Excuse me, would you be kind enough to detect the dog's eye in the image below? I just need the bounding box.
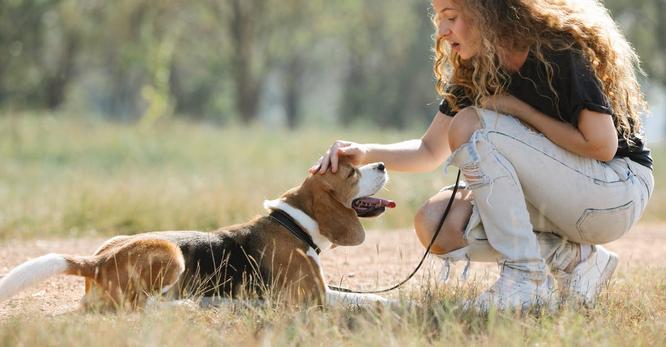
[347,168,357,179]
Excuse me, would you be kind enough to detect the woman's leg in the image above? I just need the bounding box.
[446,108,550,311]
[461,109,650,244]
[414,187,579,280]
[415,180,628,306]
[445,107,651,309]
[413,187,473,256]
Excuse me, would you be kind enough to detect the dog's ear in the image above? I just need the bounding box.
[312,184,365,246]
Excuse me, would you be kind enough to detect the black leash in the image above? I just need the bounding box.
[328,170,462,294]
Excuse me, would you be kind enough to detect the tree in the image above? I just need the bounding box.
[606,0,665,85]
[0,0,66,108]
[204,0,324,126]
[337,0,437,128]
[276,0,321,129]
[43,0,83,110]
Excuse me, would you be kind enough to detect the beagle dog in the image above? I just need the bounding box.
[0,158,396,310]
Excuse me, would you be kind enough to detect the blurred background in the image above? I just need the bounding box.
[0,0,664,239]
[1,0,440,127]
[2,0,663,130]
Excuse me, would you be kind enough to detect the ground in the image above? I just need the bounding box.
[1,224,664,319]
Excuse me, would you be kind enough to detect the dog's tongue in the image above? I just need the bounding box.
[352,197,396,217]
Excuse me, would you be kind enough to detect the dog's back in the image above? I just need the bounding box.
[0,217,313,309]
[158,223,273,299]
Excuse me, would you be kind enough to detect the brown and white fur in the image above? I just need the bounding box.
[0,158,390,310]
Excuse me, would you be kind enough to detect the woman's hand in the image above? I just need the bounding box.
[480,94,523,116]
[480,94,539,131]
[309,140,369,174]
[482,94,617,161]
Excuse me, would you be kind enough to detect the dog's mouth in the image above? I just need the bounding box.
[352,197,396,218]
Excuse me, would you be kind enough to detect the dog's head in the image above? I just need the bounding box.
[283,157,394,247]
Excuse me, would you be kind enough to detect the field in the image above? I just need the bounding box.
[0,115,665,346]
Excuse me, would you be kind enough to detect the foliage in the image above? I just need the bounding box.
[0,0,420,126]
[3,0,659,128]
[606,0,666,85]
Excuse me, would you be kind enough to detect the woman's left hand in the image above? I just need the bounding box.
[480,94,540,131]
[480,94,524,116]
[481,94,617,161]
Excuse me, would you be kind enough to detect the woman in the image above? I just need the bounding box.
[312,0,653,311]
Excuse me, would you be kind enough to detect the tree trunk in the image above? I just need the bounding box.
[229,0,262,124]
[340,51,366,125]
[0,54,5,106]
[45,32,79,110]
[657,0,666,80]
[284,55,304,129]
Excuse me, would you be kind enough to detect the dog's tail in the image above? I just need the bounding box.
[0,253,97,302]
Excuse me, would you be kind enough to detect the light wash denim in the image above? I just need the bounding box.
[443,107,654,275]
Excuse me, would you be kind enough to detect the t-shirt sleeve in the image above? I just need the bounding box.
[438,85,471,117]
[439,98,456,117]
[557,50,613,125]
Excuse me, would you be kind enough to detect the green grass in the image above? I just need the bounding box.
[0,113,454,239]
[0,113,663,239]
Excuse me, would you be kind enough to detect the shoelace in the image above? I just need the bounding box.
[440,254,472,283]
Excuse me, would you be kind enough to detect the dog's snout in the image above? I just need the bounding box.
[376,163,385,172]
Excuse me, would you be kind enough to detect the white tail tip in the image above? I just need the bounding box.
[0,253,69,303]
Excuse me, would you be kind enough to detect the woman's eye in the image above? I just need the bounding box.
[447,17,456,22]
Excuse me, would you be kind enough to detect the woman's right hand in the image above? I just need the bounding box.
[309,140,369,174]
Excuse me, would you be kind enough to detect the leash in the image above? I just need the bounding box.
[328,170,462,294]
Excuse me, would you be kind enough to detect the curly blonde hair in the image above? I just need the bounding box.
[433,0,646,141]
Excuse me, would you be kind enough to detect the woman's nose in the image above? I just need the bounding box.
[438,22,451,38]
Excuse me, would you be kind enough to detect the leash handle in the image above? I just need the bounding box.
[328,170,462,294]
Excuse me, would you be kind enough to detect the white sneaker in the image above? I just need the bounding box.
[566,245,619,307]
[469,265,556,312]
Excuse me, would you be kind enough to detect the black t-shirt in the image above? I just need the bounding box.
[439,49,652,169]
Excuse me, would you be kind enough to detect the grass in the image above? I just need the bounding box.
[1,268,665,346]
[0,113,664,346]
[1,113,663,239]
[0,113,452,239]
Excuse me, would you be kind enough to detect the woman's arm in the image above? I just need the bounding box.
[363,113,453,172]
[311,112,453,173]
[482,95,618,161]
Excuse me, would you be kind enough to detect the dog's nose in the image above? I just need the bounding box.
[377,163,385,172]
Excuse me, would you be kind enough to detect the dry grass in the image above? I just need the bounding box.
[0,114,664,346]
[1,226,665,346]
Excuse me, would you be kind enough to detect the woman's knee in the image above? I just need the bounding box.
[448,107,482,152]
[414,203,438,240]
[413,191,472,254]
[414,204,442,252]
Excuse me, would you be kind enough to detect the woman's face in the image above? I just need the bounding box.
[433,0,481,60]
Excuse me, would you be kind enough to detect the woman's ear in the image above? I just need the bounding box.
[313,189,365,246]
